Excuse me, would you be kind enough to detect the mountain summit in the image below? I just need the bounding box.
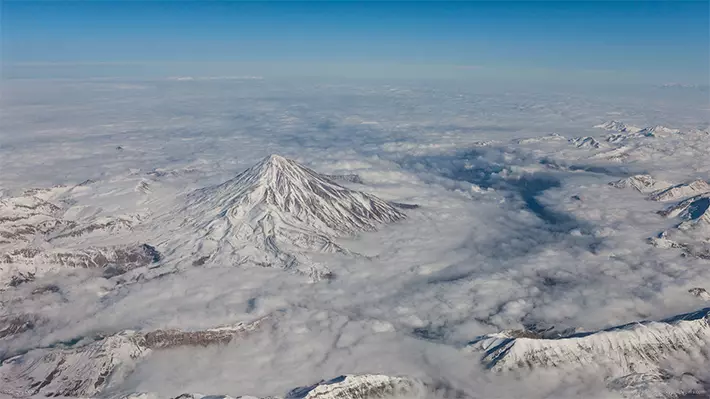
[197,154,405,235]
[594,120,642,133]
[177,155,407,279]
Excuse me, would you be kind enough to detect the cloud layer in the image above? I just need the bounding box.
[1,77,709,398]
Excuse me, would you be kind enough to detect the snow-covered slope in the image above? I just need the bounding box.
[0,192,68,244]
[0,332,147,397]
[659,193,710,224]
[174,155,407,280]
[284,374,426,399]
[467,307,710,397]
[607,370,706,399]
[609,175,672,194]
[689,288,710,301]
[595,120,643,133]
[467,307,710,375]
[650,193,710,259]
[569,136,603,149]
[637,125,681,137]
[0,318,268,397]
[0,244,161,286]
[595,121,679,145]
[125,375,431,399]
[3,315,422,399]
[0,187,159,287]
[0,314,40,339]
[187,155,405,235]
[649,232,710,259]
[648,180,710,202]
[590,145,633,161]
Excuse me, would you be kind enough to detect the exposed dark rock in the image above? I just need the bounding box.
[192,256,211,266]
[689,288,710,300]
[391,202,420,209]
[0,318,268,397]
[323,174,364,184]
[9,272,35,287]
[0,314,38,339]
[32,284,61,295]
[49,219,132,240]
[142,328,237,349]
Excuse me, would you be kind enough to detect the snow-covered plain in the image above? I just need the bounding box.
[0,78,709,398]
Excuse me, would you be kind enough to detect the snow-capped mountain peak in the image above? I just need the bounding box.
[174,155,408,280]
[609,175,672,194]
[595,120,643,133]
[569,136,603,149]
[188,154,406,236]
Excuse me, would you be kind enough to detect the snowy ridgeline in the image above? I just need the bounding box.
[3,307,710,398]
[1,317,270,397]
[609,174,710,259]
[468,308,710,373]
[464,307,710,397]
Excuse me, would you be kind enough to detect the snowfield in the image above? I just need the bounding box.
[1,78,709,398]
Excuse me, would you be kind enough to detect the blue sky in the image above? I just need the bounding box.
[2,1,708,83]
